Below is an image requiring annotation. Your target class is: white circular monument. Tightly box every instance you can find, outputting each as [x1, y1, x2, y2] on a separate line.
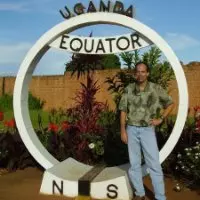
[13, 12, 188, 199]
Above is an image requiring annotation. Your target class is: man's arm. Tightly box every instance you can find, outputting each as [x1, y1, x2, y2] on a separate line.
[118, 86, 129, 144]
[120, 111, 128, 144]
[150, 84, 175, 126]
[161, 103, 175, 119]
[150, 103, 175, 126]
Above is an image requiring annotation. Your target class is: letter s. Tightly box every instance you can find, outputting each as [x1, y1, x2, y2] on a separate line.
[107, 184, 118, 199]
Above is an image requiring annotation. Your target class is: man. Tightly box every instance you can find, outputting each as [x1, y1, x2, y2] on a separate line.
[119, 62, 174, 200]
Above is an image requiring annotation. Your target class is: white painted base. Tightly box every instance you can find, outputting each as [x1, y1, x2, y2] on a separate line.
[40, 158, 134, 200]
[40, 158, 93, 197]
[91, 166, 133, 200]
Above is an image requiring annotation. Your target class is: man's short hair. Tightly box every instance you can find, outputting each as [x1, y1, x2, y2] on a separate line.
[135, 62, 150, 72]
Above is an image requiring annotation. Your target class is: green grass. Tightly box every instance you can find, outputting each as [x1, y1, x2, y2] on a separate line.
[0, 110, 50, 130]
[29, 110, 50, 129]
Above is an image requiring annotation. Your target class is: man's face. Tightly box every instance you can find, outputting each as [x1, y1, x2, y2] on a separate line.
[135, 64, 149, 83]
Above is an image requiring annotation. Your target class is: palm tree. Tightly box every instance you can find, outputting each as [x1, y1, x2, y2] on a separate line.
[106, 46, 175, 105]
[65, 32, 103, 79]
[65, 53, 103, 79]
[65, 32, 121, 79]
[142, 46, 161, 68]
[120, 50, 141, 69]
[120, 52, 134, 69]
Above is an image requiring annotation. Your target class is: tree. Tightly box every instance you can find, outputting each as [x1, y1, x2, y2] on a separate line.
[142, 46, 161, 68]
[65, 53, 103, 79]
[120, 52, 134, 69]
[105, 46, 175, 106]
[64, 32, 121, 78]
[65, 53, 121, 79]
[120, 50, 141, 69]
[101, 54, 121, 70]
[142, 47, 174, 89]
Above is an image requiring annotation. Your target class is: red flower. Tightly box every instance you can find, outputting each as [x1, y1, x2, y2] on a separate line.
[48, 123, 58, 133]
[9, 119, 16, 128]
[4, 119, 16, 128]
[61, 121, 70, 131]
[0, 111, 4, 121]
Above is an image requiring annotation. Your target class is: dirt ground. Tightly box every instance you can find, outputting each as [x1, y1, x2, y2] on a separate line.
[0, 167, 199, 200]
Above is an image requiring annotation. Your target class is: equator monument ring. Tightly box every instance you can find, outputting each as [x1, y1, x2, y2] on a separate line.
[13, 10, 188, 200]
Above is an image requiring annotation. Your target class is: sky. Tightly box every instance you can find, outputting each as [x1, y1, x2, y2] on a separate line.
[0, 0, 200, 76]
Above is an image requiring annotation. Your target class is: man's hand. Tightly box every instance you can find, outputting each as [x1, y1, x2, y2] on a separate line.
[149, 118, 163, 126]
[121, 130, 128, 144]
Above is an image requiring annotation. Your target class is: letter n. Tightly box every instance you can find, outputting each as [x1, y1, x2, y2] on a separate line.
[52, 180, 63, 195]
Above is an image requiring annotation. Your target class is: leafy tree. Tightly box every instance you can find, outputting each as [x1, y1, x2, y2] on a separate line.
[142, 46, 161, 68]
[64, 32, 121, 78]
[101, 54, 121, 69]
[65, 53, 103, 79]
[65, 53, 121, 79]
[105, 46, 175, 106]
[148, 61, 174, 89]
[120, 51, 140, 69]
[120, 52, 134, 69]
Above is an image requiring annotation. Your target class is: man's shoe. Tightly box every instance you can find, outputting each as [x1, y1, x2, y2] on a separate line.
[134, 196, 146, 200]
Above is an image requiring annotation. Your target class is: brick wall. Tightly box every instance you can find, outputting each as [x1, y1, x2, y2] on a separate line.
[0, 62, 200, 115]
[28, 70, 118, 110]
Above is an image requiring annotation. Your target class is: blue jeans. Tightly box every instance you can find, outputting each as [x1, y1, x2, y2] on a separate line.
[126, 125, 166, 200]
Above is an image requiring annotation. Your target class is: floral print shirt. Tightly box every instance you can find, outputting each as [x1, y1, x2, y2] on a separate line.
[119, 81, 173, 127]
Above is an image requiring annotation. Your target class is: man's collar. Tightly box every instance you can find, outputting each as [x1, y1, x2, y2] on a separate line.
[135, 81, 150, 93]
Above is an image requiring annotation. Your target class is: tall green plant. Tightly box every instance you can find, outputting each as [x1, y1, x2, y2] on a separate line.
[142, 47, 174, 89]
[120, 50, 141, 69]
[105, 46, 175, 106]
[120, 52, 134, 69]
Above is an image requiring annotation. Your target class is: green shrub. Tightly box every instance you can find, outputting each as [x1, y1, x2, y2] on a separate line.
[28, 92, 45, 110]
[97, 110, 116, 127]
[0, 93, 45, 111]
[106, 47, 175, 106]
[0, 94, 13, 111]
